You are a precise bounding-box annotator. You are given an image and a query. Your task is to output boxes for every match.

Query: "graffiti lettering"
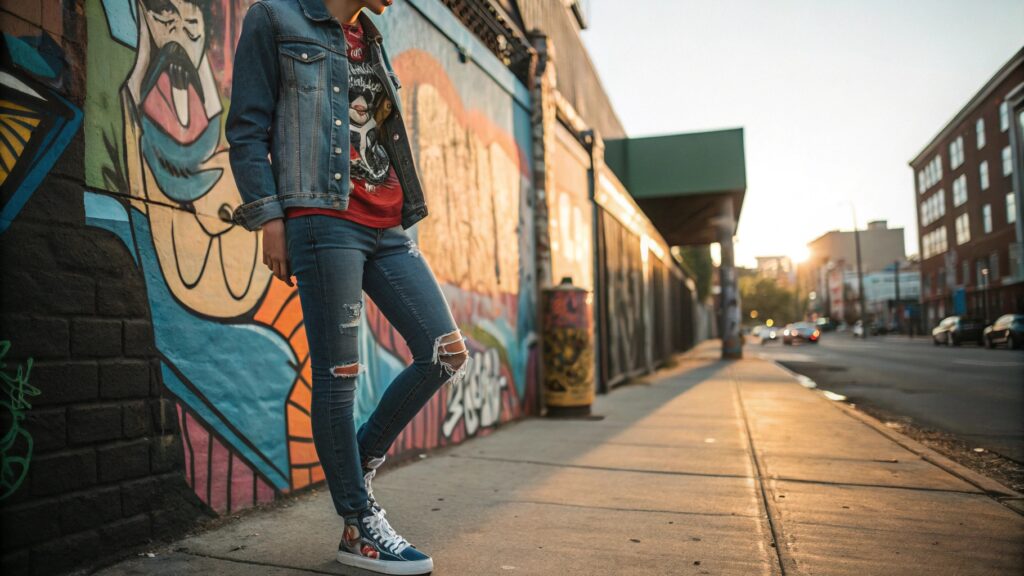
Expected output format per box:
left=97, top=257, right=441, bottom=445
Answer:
left=0, top=340, right=39, bottom=500
left=442, top=348, right=507, bottom=438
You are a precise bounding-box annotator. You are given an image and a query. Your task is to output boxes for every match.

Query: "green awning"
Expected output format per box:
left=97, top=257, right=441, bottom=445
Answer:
left=605, top=128, right=746, bottom=245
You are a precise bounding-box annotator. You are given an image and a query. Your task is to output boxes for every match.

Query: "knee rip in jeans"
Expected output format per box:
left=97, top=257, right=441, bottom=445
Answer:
left=431, top=329, right=470, bottom=390
left=339, top=301, right=362, bottom=332
left=331, top=361, right=362, bottom=378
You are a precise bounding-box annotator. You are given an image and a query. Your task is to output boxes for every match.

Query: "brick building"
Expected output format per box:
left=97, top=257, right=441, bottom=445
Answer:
left=909, top=48, right=1024, bottom=327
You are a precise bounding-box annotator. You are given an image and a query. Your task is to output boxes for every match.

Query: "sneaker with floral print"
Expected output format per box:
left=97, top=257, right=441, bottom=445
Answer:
left=337, top=506, right=432, bottom=575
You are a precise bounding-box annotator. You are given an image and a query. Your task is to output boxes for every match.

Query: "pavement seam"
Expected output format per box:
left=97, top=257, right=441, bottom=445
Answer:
left=177, top=550, right=339, bottom=575
left=768, top=357, right=1024, bottom=514
left=450, top=453, right=755, bottom=480
left=509, top=499, right=763, bottom=519
left=450, top=453, right=991, bottom=496
left=732, top=368, right=794, bottom=576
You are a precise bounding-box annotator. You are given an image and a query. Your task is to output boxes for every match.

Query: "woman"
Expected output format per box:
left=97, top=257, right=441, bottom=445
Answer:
left=226, top=0, right=468, bottom=573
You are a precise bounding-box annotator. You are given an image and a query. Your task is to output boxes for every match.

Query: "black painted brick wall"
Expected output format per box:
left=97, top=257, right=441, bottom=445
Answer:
left=0, top=3, right=209, bottom=575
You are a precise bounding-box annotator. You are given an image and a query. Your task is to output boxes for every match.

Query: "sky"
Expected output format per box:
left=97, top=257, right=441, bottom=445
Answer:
left=579, top=0, right=1024, bottom=268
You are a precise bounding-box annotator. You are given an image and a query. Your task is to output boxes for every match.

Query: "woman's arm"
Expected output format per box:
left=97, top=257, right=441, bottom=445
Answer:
left=226, top=1, right=283, bottom=232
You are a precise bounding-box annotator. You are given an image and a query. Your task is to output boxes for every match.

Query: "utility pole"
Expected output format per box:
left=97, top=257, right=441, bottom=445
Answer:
left=854, top=217, right=867, bottom=339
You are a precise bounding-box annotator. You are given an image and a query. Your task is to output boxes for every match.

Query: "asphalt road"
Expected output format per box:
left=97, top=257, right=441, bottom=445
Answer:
left=755, top=332, right=1024, bottom=463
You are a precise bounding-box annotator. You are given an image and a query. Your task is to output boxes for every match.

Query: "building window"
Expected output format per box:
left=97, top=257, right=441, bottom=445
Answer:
left=920, top=188, right=946, bottom=226
left=1009, top=192, right=1018, bottom=224
left=1003, top=145, right=1013, bottom=176
left=980, top=160, right=989, bottom=190
left=955, top=213, right=971, bottom=245
left=991, top=251, right=1000, bottom=281
left=976, top=117, right=986, bottom=149
left=982, top=203, right=992, bottom=234
left=917, top=171, right=925, bottom=194
left=962, top=260, right=970, bottom=286
left=952, top=175, right=968, bottom=206
left=949, top=136, right=964, bottom=169
left=922, top=226, right=948, bottom=259
left=1000, top=101, right=1010, bottom=132
left=922, top=154, right=943, bottom=190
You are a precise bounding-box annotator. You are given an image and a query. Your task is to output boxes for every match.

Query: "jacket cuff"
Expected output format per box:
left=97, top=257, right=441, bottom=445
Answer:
left=232, top=195, right=285, bottom=231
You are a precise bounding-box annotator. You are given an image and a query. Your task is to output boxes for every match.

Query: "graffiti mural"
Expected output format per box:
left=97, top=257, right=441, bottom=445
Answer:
left=599, top=206, right=646, bottom=386
left=549, top=122, right=593, bottom=291
left=83, top=0, right=537, bottom=514
left=0, top=340, right=39, bottom=500
left=0, top=31, right=82, bottom=234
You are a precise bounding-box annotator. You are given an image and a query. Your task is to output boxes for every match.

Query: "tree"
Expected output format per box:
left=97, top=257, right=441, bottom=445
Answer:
left=740, top=276, right=797, bottom=326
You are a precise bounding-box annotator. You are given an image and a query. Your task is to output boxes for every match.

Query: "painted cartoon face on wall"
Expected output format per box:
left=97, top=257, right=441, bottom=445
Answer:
left=123, top=0, right=271, bottom=316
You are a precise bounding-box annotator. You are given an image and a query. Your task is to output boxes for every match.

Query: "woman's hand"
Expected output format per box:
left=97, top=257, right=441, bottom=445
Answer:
left=261, top=218, right=293, bottom=286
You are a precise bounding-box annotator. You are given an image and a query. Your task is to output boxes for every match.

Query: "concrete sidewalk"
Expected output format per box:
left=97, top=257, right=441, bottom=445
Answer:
left=95, top=342, right=1024, bottom=576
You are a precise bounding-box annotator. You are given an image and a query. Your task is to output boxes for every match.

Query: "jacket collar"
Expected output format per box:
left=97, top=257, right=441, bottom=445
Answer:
left=357, top=11, right=384, bottom=43
left=296, top=0, right=384, bottom=42
left=297, top=0, right=331, bottom=22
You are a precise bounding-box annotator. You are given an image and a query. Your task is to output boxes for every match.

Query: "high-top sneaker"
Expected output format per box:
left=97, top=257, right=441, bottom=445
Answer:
left=337, top=506, right=433, bottom=575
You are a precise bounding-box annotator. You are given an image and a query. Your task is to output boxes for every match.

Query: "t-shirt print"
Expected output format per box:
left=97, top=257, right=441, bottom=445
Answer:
left=344, top=22, right=392, bottom=187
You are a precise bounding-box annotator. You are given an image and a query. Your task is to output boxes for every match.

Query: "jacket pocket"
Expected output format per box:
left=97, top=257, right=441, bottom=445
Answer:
left=279, top=42, right=326, bottom=93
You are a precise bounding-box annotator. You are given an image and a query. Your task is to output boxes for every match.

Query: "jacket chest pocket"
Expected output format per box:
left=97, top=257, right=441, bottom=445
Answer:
left=279, top=43, right=326, bottom=92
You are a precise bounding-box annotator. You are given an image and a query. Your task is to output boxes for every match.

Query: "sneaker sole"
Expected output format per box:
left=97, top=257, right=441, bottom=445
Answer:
left=335, top=551, right=433, bottom=575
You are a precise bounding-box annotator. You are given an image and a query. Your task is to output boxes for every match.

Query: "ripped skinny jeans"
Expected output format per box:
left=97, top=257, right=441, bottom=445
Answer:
left=284, top=214, right=469, bottom=515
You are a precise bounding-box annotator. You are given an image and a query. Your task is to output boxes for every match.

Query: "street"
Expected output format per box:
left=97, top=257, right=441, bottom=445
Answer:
left=756, top=333, right=1024, bottom=462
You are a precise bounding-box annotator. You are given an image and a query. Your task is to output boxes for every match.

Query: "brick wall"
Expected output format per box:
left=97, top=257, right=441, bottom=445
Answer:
left=0, top=2, right=208, bottom=574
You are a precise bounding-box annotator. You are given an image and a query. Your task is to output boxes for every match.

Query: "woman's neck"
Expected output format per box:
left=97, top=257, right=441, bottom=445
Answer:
left=323, top=0, right=363, bottom=25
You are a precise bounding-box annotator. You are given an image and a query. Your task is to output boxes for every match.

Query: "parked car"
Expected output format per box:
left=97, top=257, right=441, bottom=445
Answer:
left=931, top=316, right=984, bottom=346
left=751, top=324, right=780, bottom=345
left=983, top=314, right=1024, bottom=349
left=783, top=322, right=820, bottom=345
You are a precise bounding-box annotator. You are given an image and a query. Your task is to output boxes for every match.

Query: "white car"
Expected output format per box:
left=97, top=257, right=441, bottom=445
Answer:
left=751, top=324, right=779, bottom=344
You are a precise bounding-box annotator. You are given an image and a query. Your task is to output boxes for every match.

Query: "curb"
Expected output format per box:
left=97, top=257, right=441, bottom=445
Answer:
left=767, top=358, right=1024, bottom=506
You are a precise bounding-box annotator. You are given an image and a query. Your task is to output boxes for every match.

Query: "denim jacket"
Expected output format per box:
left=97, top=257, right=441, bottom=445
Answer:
left=226, top=0, right=428, bottom=231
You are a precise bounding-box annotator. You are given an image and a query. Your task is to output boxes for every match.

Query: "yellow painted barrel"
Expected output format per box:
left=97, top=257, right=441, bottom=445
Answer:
left=542, top=276, right=595, bottom=415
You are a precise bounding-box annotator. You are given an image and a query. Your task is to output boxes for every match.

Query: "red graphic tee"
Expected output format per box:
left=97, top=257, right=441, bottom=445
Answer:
left=285, top=20, right=403, bottom=228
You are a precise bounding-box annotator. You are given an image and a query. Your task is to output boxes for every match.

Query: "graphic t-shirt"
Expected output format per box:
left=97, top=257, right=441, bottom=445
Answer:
left=285, top=20, right=403, bottom=227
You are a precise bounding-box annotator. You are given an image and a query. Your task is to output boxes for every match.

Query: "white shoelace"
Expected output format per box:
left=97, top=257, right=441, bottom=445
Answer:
left=363, top=506, right=409, bottom=555
left=363, top=456, right=385, bottom=507
left=364, top=468, right=378, bottom=505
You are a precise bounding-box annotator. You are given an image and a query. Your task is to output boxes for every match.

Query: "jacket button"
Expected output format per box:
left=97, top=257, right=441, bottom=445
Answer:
left=392, top=133, right=400, bottom=141
left=335, top=119, right=342, bottom=126
left=334, top=147, right=342, bottom=154
left=334, top=173, right=342, bottom=180
left=301, top=53, right=308, bottom=60
left=333, top=86, right=340, bottom=93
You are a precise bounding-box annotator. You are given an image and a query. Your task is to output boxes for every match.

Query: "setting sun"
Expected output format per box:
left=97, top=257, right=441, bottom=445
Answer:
left=790, top=245, right=810, bottom=264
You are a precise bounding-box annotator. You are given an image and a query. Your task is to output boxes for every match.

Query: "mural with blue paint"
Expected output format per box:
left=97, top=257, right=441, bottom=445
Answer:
left=0, top=32, right=82, bottom=234
left=84, top=0, right=537, bottom=514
